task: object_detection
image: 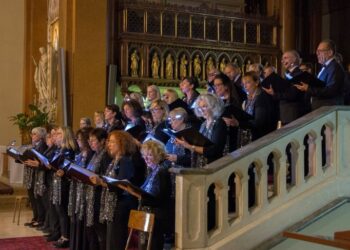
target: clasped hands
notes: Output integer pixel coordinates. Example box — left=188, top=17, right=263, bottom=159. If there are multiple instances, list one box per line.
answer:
left=23, top=159, right=40, bottom=168
left=294, top=82, right=309, bottom=92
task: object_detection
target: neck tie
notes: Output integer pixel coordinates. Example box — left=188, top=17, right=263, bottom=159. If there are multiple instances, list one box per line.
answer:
left=285, top=71, right=292, bottom=80
left=317, top=66, right=326, bottom=79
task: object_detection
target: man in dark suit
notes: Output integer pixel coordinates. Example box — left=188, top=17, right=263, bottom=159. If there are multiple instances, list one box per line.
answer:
left=224, top=63, right=246, bottom=107
left=296, top=39, right=345, bottom=110
left=263, top=51, right=308, bottom=125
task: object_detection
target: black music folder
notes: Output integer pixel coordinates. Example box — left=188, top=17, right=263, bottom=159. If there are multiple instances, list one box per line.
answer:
left=162, top=127, right=213, bottom=147
left=30, top=148, right=50, bottom=168
left=290, top=71, right=325, bottom=87
left=30, top=149, right=69, bottom=171
left=6, top=147, right=38, bottom=163
left=142, top=134, right=165, bottom=146
left=50, top=153, right=67, bottom=170
left=102, top=176, right=153, bottom=200
left=124, top=123, right=144, bottom=138
left=222, top=104, right=253, bottom=122
left=66, top=162, right=98, bottom=185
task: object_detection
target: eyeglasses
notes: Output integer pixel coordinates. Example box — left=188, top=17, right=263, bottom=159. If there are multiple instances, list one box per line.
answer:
left=150, top=107, right=162, bottom=113
left=167, top=114, right=182, bottom=123
left=316, top=48, right=330, bottom=53
left=106, top=139, right=117, bottom=144
left=198, top=105, right=208, bottom=111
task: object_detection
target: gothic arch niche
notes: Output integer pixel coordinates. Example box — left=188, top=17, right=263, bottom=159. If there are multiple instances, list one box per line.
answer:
left=248, top=160, right=263, bottom=210
left=261, top=56, right=273, bottom=68
left=207, top=182, right=224, bottom=232
left=217, top=52, right=230, bottom=72
left=204, top=52, right=217, bottom=79
left=177, top=50, right=190, bottom=80
left=231, top=54, right=243, bottom=67
left=149, top=47, right=161, bottom=79
left=163, top=49, right=176, bottom=80
left=191, top=51, right=204, bottom=80
left=129, top=47, right=141, bottom=77
left=243, top=56, right=253, bottom=74
left=227, top=172, right=237, bottom=215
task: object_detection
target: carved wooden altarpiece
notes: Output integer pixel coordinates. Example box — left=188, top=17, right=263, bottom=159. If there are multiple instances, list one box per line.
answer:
left=115, top=1, right=280, bottom=94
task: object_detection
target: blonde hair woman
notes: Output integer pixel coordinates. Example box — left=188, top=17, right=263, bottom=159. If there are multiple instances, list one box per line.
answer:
left=140, top=140, right=171, bottom=250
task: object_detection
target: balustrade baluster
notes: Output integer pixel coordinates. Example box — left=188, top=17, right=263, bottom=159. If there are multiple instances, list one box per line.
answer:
left=279, top=154, right=288, bottom=196
left=296, top=141, right=306, bottom=186
left=260, top=163, right=269, bottom=207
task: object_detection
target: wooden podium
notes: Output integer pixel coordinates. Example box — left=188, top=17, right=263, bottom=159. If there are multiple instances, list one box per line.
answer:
left=283, top=230, right=350, bottom=249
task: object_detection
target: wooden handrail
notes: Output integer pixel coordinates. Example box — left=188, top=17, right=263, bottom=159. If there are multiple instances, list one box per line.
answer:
left=283, top=231, right=350, bottom=249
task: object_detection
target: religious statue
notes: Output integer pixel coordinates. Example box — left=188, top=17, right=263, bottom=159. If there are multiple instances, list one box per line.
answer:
left=206, top=56, right=215, bottom=75
left=244, top=59, right=252, bottom=73
left=193, top=54, right=202, bottom=78
left=52, top=26, right=59, bottom=52
left=130, top=50, right=139, bottom=77
left=151, top=52, right=160, bottom=79
left=48, top=0, right=59, bottom=22
left=33, top=46, right=57, bottom=122
left=34, top=47, right=49, bottom=103
left=165, top=54, right=174, bottom=80
left=220, top=58, right=227, bottom=72
left=179, top=54, right=188, bottom=79
left=233, top=58, right=239, bottom=66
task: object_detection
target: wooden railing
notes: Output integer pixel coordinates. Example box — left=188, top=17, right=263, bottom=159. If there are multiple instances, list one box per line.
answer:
left=171, top=106, right=350, bottom=249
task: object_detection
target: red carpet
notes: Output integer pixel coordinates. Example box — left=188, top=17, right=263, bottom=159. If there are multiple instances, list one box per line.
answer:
left=0, top=236, right=68, bottom=250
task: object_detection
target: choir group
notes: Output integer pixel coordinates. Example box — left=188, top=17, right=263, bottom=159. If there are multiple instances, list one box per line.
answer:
left=15, top=39, right=348, bottom=250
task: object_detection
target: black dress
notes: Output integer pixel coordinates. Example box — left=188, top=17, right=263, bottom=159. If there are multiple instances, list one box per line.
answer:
left=51, top=148, right=76, bottom=240
left=239, top=88, right=276, bottom=141
left=85, top=149, right=112, bottom=250
left=24, top=140, right=47, bottom=225
left=39, top=145, right=58, bottom=235
left=140, top=166, right=172, bottom=250
left=68, top=150, right=93, bottom=250
left=193, top=118, right=227, bottom=168
left=101, top=154, right=146, bottom=250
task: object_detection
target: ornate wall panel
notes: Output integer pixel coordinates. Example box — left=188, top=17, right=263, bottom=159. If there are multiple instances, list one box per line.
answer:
left=116, top=1, right=280, bottom=93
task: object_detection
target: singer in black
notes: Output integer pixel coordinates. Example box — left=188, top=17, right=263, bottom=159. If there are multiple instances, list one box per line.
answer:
left=295, top=39, right=345, bottom=110
left=23, top=127, right=48, bottom=228
left=140, top=140, right=172, bottom=250
left=51, top=126, right=77, bottom=248
left=68, top=127, right=94, bottom=250
left=90, top=131, right=146, bottom=250
left=176, top=93, right=227, bottom=168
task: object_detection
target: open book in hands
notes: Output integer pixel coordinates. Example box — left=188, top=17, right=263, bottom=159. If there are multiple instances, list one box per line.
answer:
left=102, top=176, right=153, bottom=200
left=6, top=147, right=38, bottom=163
left=162, top=127, right=213, bottom=147
left=65, top=161, right=98, bottom=185
left=30, top=149, right=68, bottom=171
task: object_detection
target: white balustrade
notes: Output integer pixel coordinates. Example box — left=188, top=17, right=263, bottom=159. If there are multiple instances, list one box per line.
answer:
left=171, top=106, right=350, bottom=250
